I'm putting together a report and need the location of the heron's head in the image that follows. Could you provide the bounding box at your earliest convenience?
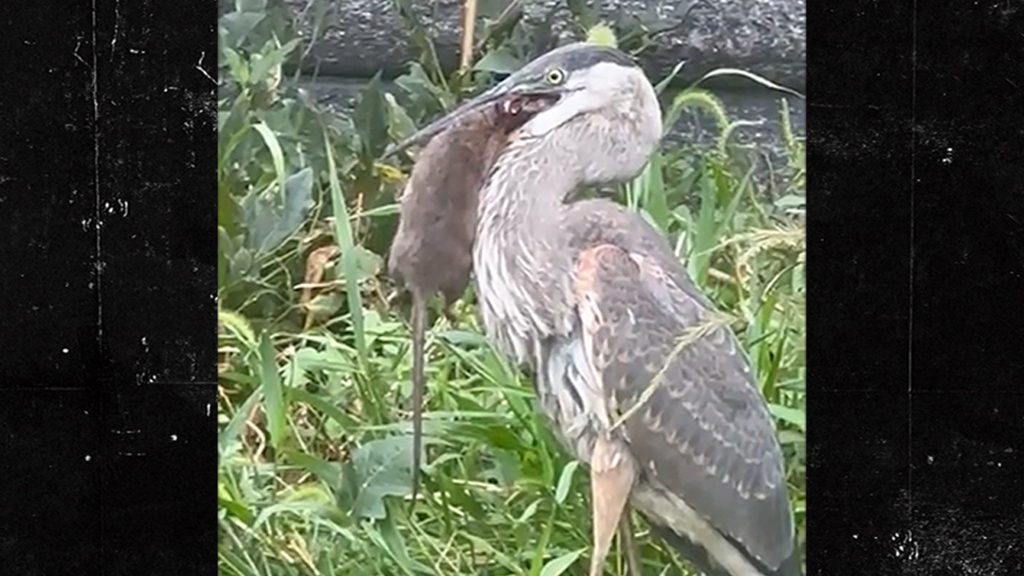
[389,43,663,185]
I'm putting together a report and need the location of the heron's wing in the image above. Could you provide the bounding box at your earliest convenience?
[569,212,794,571]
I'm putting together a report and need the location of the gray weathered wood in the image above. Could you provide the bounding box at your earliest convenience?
[285,0,805,89]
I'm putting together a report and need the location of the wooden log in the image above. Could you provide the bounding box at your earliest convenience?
[284,0,806,90]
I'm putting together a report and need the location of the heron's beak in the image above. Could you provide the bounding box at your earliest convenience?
[382,82,569,159]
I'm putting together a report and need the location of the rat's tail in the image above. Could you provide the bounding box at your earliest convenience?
[409,296,428,507]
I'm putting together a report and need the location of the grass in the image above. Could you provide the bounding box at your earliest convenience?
[217,2,805,575]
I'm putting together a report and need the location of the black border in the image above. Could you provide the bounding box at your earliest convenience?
[1,2,218,574]
[2,1,1023,574]
[807,1,1024,574]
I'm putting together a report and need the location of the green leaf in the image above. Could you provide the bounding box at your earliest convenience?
[222,47,249,85]
[384,93,418,143]
[691,68,805,100]
[284,449,341,488]
[251,122,287,200]
[654,59,688,94]
[257,331,286,451]
[253,487,334,528]
[286,387,358,431]
[779,429,805,445]
[473,47,522,74]
[585,23,618,48]
[378,511,432,575]
[235,0,266,13]
[768,403,805,431]
[218,387,262,456]
[218,308,256,349]
[218,11,265,49]
[515,499,542,524]
[539,548,585,576]
[554,460,579,505]
[350,437,414,520]
[775,194,806,209]
[353,72,390,162]
[334,245,383,283]
[323,129,368,367]
[241,166,314,256]
[249,38,300,86]
[395,62,448,117]
[305,291,344,322]
[566,0,598,29]
[642,152,670,232]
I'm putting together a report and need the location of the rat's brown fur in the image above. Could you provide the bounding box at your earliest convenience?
[388,95,555,504]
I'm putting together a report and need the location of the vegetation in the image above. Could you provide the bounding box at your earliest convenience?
[217,1,805,575]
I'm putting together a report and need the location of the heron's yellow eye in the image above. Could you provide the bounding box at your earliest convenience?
[545,68,565,85]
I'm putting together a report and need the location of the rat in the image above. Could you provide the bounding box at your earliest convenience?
[387,93,556,504]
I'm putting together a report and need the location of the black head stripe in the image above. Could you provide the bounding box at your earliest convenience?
[523,43,639,77]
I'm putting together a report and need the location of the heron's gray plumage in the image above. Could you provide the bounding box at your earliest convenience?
[564,204,793,569]
[417,41,797,576]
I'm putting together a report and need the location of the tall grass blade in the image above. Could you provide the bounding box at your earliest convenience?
[252,122,288,201]
[258,331,286,451]
[323,129,368,368]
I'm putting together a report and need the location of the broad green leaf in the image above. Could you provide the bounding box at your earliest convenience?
[351,437,414,520]
[218,11,265,49]
[241,166,314,255]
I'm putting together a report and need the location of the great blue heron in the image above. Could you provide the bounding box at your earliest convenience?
[392,42,798,576]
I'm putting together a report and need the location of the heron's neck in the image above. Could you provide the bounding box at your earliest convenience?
[472,138,580,362]
[477,139,576,249]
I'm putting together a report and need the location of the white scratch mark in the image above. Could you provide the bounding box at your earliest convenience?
[73,36,89,68]
[941,146,953,165]
[206,403,212,417]
[196,51,216,85]
[91,0,103,343]
[907,0,918,539]
[111,0,120,55]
